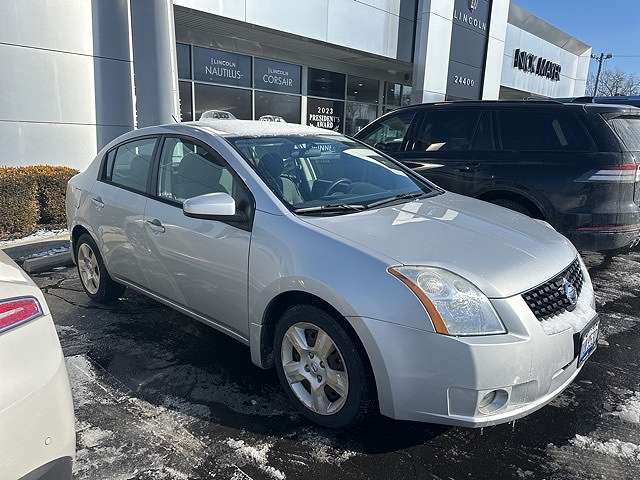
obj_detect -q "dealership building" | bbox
[1,0,591,169]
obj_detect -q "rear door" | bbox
[142,136,253,339]
[91,136,158,286]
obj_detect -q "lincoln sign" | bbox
[513,49,561,82]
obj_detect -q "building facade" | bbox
[0,0,590,169]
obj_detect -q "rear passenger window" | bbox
[411,110,481,152]
[105,138,157,192]
[498,111,593,152]
[607,116,640,151]
[358,110,415,153]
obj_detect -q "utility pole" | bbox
[591,52,613,96]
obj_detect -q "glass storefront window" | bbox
[345,102,378,136]
[401,85,413,106]
[307,68,346,99]
[347,76,379,104]
[384,82,413,107]
[178,81,193,121]
[177,43,191,80]
[307,98,345,132]
[194,83,252,120]
[255,92,301,123]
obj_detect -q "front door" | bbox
[400,109,489,196]
[143,136,252,338]
[91,136,158,286]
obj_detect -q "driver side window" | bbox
[359,110,415,153]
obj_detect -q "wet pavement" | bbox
[32,249,640,480]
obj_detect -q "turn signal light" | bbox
[0,297,43,333]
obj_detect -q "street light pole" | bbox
[591,52,613,96]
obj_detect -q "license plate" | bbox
[578,321,599,365]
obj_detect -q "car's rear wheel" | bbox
[274,304,375,428]
[75,233,125,303]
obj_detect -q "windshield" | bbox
[227,135,437,213]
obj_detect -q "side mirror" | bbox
[183,192,236,219]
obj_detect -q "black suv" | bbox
[355,101,640,252]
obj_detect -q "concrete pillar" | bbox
[482,0,510,99]
[411,0,455,104]
[130,0,180,127]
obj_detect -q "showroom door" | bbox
[143,136,252,339]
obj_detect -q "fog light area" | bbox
[478,389,509,414]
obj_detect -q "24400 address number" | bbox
[453,75,475,87]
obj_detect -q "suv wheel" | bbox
[274,305,375,428]
[491,198,534,217]
[75,234,125,303]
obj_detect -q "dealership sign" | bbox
[513,49,561,81]
[193,47,252,87]
[254,58,301,94]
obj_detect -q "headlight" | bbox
[388,266,506,336]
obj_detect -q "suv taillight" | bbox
[0,297,42,333]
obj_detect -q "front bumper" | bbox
[350,285,597,427]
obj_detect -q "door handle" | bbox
[145,218,165,233]
[91,196,104,209]
[458,162,480,172]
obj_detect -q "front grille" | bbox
[522,258,584,321]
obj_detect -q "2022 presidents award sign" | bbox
[193,47,252,88]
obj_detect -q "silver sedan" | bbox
[66,120,598,428]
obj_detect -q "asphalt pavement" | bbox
[32,249,640,480]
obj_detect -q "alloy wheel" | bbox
[77,243,100,295]
[280,322,349,415]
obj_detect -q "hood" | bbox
[300,192,577,298]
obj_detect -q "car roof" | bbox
[187,120,342,138]
[389,100,640,115]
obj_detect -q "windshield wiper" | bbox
[363,191,428,209]
[293,203,367,215]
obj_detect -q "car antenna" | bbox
[171,114,179,123]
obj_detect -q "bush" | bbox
[0,167,39,236]
[23,166,78,225]
[0,165,78,238]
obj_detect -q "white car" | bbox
[0,249,75,480]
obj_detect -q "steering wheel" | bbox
[325,178,352,196]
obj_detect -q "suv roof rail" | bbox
[522,97,564,104]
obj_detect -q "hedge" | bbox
[0,165,78,237]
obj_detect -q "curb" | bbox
[22,251,74,274]
[2,238,74,273]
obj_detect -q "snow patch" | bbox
[612,392,640,424]
[0,228,68,248]
[78,426,113,448]
[225,438,285,480]
[298,430,358,465]
[570,434,640,461]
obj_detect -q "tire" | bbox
[491,198,534,217]
[274,304,376,428]
[75,233,125,303]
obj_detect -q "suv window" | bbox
[411,110,481,152]
[498,110,593,151]
[358,110,415,153]
[607,115,640,151]
[105,137,157,192]
[157,137,236,203]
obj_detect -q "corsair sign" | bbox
[513,49,562,82]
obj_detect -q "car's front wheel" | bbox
[75,233,125,303]
[274,305,376,428]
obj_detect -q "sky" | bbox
[514,0,640,76]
